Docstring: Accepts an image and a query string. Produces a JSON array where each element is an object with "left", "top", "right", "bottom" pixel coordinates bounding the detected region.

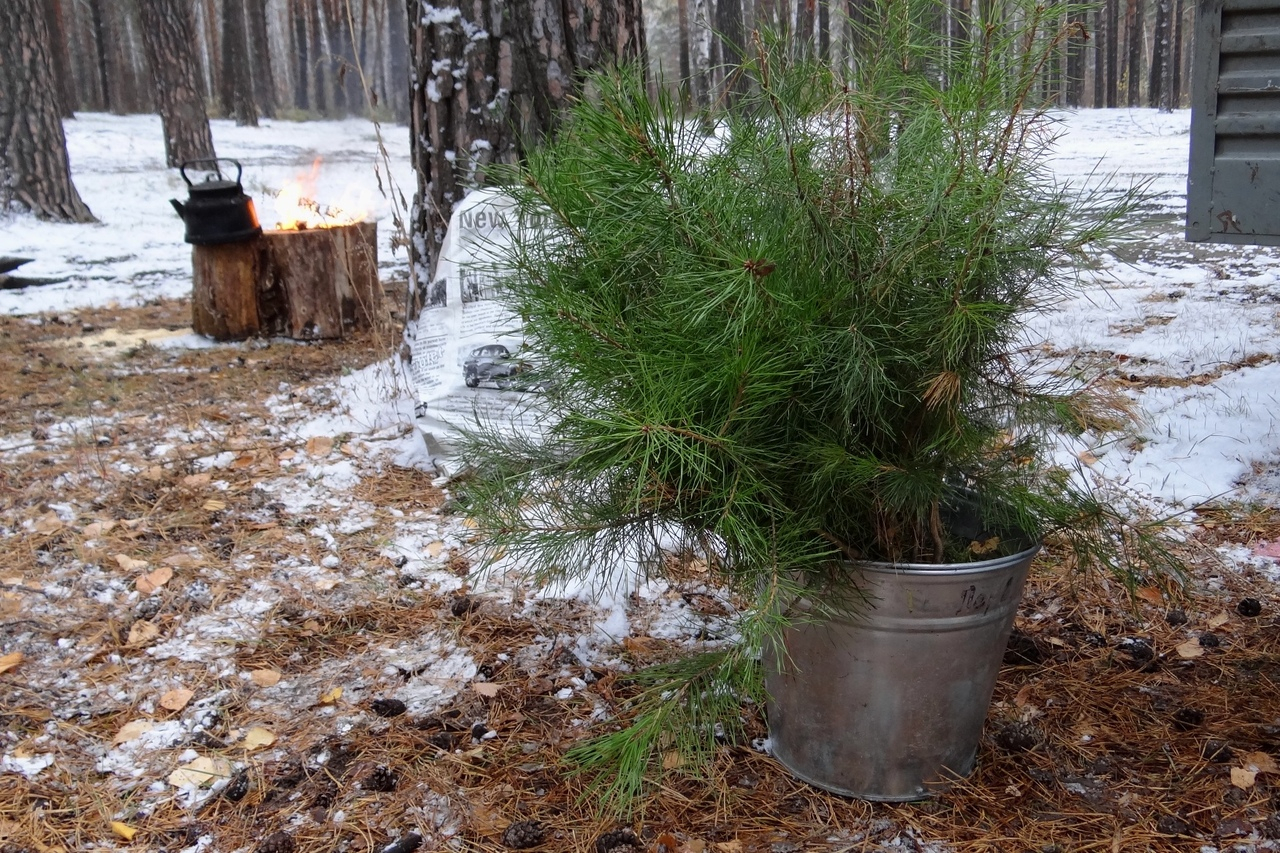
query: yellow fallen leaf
[
  {"left": 249, "top": 669, "right": 281, "bottom": 687},
  {"left": 1175, "top": 640, "right": 1205, "bottom": 659},
  {"left": 0, "top": 651, "right": 22, "bottom": 675},
  {"left": 110, "top": 821, "right": 137, "bottom": 841},
  {"left": 341, "top": 442, "right": 358, "bottom": 456},
  {"left": 278, "top": 449, "right": 296, "bottom": 462},
  {"left": 202, "top": 499, "right": 227, "bottom": 512},
  {"left": 242, "top": 726, "right": 276, "bottom": 751},
  {"left": 162, "top": 553, "right": 201, "bottom": 568},
  {"left": 159, "top": 688, "right": 194, "bottom": 712},
  {"left": 136, "top": 566, "right": 174, "bottom": 595},
  {"left": 712, "top": 842, "right": 743, "bottom": 853},
  {"left": 314, "top": 577, "right": 340, "bottom": 590},
  {"left": 1242, "top": 751, "right": 1279, "bottom": 774},
  {"left": 306, "top": 436, "right": 334, "bottom": 457},
  {"left": 230, "top": 453, "right": 256, "bottom": 469},
  {"left": 33, "top": 514, "right": 64, "bottom": 535},
  {"left": 472, "top": 682, "right": 501, "bottom": 698},
  {"left": 1209, "top": 611, "right": 1231, "bottom": 630},
  {"left": 1232, "top": 766, "right": 1258, "bottom": 789},
  {"left": 182, "top": 473, "right": 212, "bottom": 487},
  {"left": 426, "top": 541, "right": 444, "bottom": 558},
  {"left": 1135, "top": 586, "right": 1163, "bottom": 605},
  {"left": 142, "top": 465, "right": 167, "bottom": 481},
  {"left": 115, "top": 554, "right": 148, "bottom": 572},
  {"left": 662, "top": 750, "right": 685, "bottom": 770},
  {"left": 319, "top": 686, "right": 343, "bottom": 705},
  {"left": 83, "top": 520, "right": 116, "bottom": 537},
  {"left": 121, "top": 518, "right": 145, "bottom": 529},
  {"left": 463, "top": 517, "right": 479, "bottom": 529},
  {"left": 113, "top": 719, "right": 155, "bottom": 745},
  {"left": 1077, "top": 449, "right": 1099, "bottom": 466},
  {"left": 167, "top": 755, "right": 231, "bottom": 788},
  {"left": 127, "top": 620, "right": 160, "bottom": 646},
  {"left": 682, "top": 841, "right": 707, "bottom": 853}
]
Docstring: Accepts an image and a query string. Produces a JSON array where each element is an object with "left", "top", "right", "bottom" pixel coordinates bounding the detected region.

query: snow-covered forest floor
[{"left": 5, "top": 110, "right": 1280, "bottom": 853}]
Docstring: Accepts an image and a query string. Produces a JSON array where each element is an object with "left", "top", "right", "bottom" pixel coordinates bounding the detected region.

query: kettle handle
[{"left": 179, "top": 158, "right": 244, "bottom": 187}]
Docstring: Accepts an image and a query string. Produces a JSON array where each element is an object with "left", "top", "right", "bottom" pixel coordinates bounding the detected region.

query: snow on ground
[{"left": 3, "top": 108, "right": 1280, "bottom": 852}]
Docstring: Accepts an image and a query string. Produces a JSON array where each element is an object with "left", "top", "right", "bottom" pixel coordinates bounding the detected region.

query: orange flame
[{"left": 273, "top": 158, "right": 372, "bottom": 230}]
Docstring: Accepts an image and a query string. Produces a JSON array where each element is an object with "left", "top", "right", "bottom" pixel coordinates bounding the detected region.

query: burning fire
[{"left": 273, "top": 158, "right": 372, "bottom": 230}]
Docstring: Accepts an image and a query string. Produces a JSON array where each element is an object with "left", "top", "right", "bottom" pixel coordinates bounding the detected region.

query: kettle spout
[{"left": 170, "top": 199, "right": 186, "bottom": 219}]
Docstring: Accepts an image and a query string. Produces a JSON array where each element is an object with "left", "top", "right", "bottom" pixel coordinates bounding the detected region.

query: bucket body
[{"left": 764, "top": 543, "right": 1038, "bottom": 801}]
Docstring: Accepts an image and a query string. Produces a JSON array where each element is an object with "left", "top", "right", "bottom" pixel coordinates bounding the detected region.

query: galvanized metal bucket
[{"left": 764, "top": 541, "right": 1039, "bottom": 801}]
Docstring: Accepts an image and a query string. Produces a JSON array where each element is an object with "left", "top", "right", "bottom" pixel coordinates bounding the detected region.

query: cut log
[
  {"left": 191, "top": 221, "right": 382, "bottom": 341},
  {"left": 191, "top": 241, "right": 261, "bottom": 339}
]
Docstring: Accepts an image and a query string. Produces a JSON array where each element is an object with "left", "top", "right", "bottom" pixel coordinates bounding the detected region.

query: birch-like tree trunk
[
  {"left": 139, "top": 0, "right": 217, "bottom": 168},
  {"left": 0, "top": 0, "right": 96, "bottom": 222},
  {"left": 405, "top": 0, "right": 646, "bottom": 317}
]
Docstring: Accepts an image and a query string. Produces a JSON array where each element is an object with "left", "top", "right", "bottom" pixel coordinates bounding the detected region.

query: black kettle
[{"left": 170, "top": 159, "right": 262, "bottom": 245}]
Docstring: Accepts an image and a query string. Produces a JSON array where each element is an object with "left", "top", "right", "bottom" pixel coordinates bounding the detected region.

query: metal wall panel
[{"left": 1187, "top": 0, "right": 1280, "bottom": 245}]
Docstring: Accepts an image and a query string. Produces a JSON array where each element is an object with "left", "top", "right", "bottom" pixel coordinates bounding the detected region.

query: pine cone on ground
[
  {"left": 596, "top": 827, "right": 643, "bottom": 853},
  {"left": 371, "top": 698, "right": 408, "bottom": 718},
  {"left": 501, "top": 820, "right": 546, "bottom": 850},
  {"left": 256, "top": 830, "right": 296, "bottom": 853},
  {"left": 223, "top": 769, "right": 250, "bottom": 802},
  {"left": 362, "top": 764, "right": 398, "bottom": 792}
]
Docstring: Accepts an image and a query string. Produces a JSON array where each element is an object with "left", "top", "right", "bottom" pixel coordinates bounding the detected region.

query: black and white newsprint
[{"left": 410, "top": 188, "right": 546, "bottom": 473}]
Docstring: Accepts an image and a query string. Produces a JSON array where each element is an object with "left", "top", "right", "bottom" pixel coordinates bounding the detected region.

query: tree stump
[{"left": 191, "top": 221, "right": 382, "bottom": 341}]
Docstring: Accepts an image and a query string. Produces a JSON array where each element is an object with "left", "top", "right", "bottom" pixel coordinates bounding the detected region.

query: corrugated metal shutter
[{"left": 1187, "top": 0, "right": 1280, "bottom": 245}]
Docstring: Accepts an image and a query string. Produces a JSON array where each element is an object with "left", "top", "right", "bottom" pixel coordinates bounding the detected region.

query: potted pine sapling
[{"left": 454, "top": 0, "right": 1179, "bottom": 808}]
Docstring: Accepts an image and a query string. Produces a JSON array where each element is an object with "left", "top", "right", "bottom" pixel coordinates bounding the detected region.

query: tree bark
[
  {"left": 43, "top": 0, "right": 77, "bottom": 117},
  {"left": 405, "top": 0, "right": 646, "bottom": 318},
  {"left": 1170, "top": 0, "right": 1184, "bottom": 109},
  {"left": 139, "top": 0, "right": 218, "bottom": 168},
  {"left": 1124, "top": 0, "right": 1141, "bottom": 107},
  {"left": 0, "top": 0, "right": 96, "bottom": 222},
  {"left": 246, "top": 0, "right": 278, "bottom": 119},
  {"left": 716, "top": 0, "right": 747, "bottom": 105},
  {"left": 1104, "top": 0, "right": 1118, "bottom": 107},
  {"left": 221, "top": 0, "right": 259, "bottom": 125},
  {"left": 1064, "top": 10, "right": 1085, "bottom": 107}
]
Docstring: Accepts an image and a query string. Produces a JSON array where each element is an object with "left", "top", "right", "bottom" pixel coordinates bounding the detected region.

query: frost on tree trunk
[
  {"left": 139, "top": 0, "right": 218, "bottom": 168},
  {"left": 404, "top": 0, "right": 646, "bottom": 318},
  {"left": 0, "top": 0, "right": 96, "bottom": 222}
]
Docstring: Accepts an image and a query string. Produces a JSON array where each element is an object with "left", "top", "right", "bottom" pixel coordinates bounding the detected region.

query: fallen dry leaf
[
  {"left": 109, "top": 821, "right": 137, "bottom": 841},
  {"left": 159, "top": 687, "right": 194, "bottom": 712},
  {"left": 163, "top": 554, "right": 202, "bottom": 568},
  {"left": 182, "top": 473, "right": 212, "bottom": 487},
  {"left": 127, "top": 620, "right": 160, "bottom": 646},
  {"left": 1209, "top": 611, "right": 1231, "bottom": 630},
  {"left": 662, "top": 750, "right": 685, "bottom": 770},
  {"left": 314, "top": 577, "right": 340, "bottom": 590},
  {"left": 712, "top": 842, "right": 743, "bottom": 853},
  {"left": 1175, "top": 639, "right": 1205, "bottom": 659},
  {"left": 278, "top": 449, "right": 297, "bottom": 462},
  {"left": 113, "top": 719, "right": 155, "bottom": 745},
  {"left": 1232, "top": 766, "right": 1258, "bottom": 789},
  {"left": 249, "top": 669, "right": 281, "bottom": 687},
  {"left": 136, "top": 565, "right": 174, "bottom": 594},
  {"left": 202, "top": 499, "right": 227, "bottom": 512},
  {"left": 167, "top": 755, "right": 231, "bottom": 788},
  {"left": 114, "top": 554, "right": 148, "bottom": 572},
  {"left": 32, "top": 513, "right": 64, "bottom": 535},
  {"left": 1135, "top": 586, "right": 1163, "bottom": 605},
  {"left": 341, "top": 442, "right": 358, "bottom": 456},
  {"left": 682, "top": 841, "right": 707, "bottom": 853},
  {"left": 1077, "top": 449, "right": 1099, "bottom": 466},
  {"left": 427, "top": 540, "right": 444, "bottom": 558},
  {"left": 242, "top": 726, "right": 276, "bottom": 750},
  {"left": 472, "top": 682, "right": 501, "bottom": 698},
  {"left": 230, "top": 453, "right": 257, "bottom": 469},
  {"left": 319, "top": 686, "right": 343, "bottom": 705},
  {"left": 1242, "top": 751, "right": 1279, "bottom": 774},
  {"left": 82, "top": 520, "right": 115, "bottom": 537},
  {"left": 141, "top": 465, "right": 167, "bottom": 481},
  {"left": 306, "top": 435, "right": 334, "bottom": 457},
  {"left": 0, "top": 651, "right": 23, "bottom": 675}
]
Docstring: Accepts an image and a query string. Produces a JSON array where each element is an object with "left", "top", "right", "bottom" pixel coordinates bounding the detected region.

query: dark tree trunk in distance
[
  {"left": 246, "top": 0, "right": 277, "bottom": 119},
  {"left": 139, "top": 0, "right": 217, "bottom": 168},
  {"left": 220, "top": 0, "right": 259, "bottom": 125},
  {"left": 406, "top": 0, "right": 646, "bottom": 318},
  {"left": 1105, "top": 0, "right": 1118, "bottom": 107},
  {"left": 43, "top": 0, "right": 77, "bottom": 117},
  {"left": 716, "top": 0, "right": 747, "bottom": 105},
  {"left": 1124, "top": 0, "right": 1141, "bottom": 107},
  {"left": 0, "top": 0, "right": 95, "bottom": 222}
]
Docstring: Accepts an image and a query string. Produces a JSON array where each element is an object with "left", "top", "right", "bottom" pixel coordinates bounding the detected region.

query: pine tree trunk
[
  {"left": 405, "top": 0, "right": 646, "bottom": 318},
  {"left": 1170, "top": 0, "right": 1184, "bottom": 109},
  {"left": 716, "top": 0, "right": 747, "bottom": 104},
  {"left": 0, "top": 0, "right": 96, "bottom": 222},
  {"left": 1124, "top": 0, "right": 1141, "bottom": 107},
  {"left": 246, "top": 0, "right": 278, "bottom": 119},
  {"left": 293, "top": 0, "right": 311, "bottom": 110},
  {"left": 1104, "top": 0, "right": 1118, "bottom": 107},
  {"left": 89, "top": 0, "right": 111, "bottom": 110},
  {"left": 43, "top": 0, "right": 77, "bottom": 117},
  {"left": 677, "top": 0, "right": 693, "bottom": 105},
  {"left": 221, "top": 0, "right": 259, "bottom": 125},
  {"left": 139, "top": 0, "right": 218, "bottom": 168},
  {"left": 387, "top": 0, "right": 410, "bottom": 121}
]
